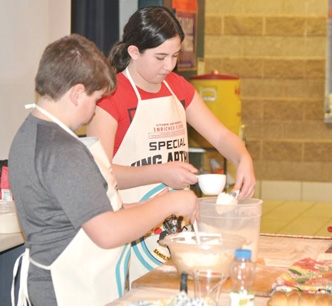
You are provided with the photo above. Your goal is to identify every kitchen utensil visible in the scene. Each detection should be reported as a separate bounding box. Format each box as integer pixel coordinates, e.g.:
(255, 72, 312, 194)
(216, 190, 240, 205)
(196, 174, 226, 195)
(193, 270, 225, 303)
(215, 190, 240, 214)
(193, 220, 201, 244)
(198, 197, 262, 262)
(180, 272, 188, 293)
(160, 231, 245, 276)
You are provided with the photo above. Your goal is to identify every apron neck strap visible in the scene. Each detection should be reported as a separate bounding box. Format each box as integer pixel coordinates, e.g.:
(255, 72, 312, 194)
(124, 67, 177, 100)
(124, 67, 141, 101)
(25, 103, 79, 139)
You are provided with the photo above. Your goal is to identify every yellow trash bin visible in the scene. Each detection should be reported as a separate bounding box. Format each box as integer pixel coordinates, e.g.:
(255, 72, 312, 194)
(189, 71, 242, 148)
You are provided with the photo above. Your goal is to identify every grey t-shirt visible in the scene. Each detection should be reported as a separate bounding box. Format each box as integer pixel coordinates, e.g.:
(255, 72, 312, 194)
(9, 114, 113, 305)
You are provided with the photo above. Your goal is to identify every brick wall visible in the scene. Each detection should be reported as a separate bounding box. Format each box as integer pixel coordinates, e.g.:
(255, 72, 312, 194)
(204, 0, 332, 182)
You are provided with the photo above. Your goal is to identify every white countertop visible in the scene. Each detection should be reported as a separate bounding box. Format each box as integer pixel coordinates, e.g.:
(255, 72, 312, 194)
(0, 200, 25, 252)
(0, 232, 24, 252)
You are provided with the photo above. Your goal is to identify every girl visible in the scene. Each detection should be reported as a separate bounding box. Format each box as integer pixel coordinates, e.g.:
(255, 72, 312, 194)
(87, 6, 255, 282)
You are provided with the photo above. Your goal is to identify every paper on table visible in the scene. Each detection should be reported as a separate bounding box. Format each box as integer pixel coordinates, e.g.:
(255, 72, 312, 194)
(258, 235, 331, 267)
(317, 253, 332, 261)
(155, 262, 177, 273)
(318, 244, 332, 261)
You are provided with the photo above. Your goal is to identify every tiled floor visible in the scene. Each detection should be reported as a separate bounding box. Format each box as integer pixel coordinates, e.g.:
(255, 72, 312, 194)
(256, 181, 332, 203)
(260, 200, 332, 237)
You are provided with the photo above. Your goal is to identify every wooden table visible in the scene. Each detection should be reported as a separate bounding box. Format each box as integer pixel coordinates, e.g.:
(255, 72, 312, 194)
(109, 235, 332, 305)
(108, 288, 272, 305)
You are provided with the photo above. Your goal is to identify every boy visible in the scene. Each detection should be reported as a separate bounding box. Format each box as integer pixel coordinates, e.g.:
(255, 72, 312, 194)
(9, 34, 198, 306)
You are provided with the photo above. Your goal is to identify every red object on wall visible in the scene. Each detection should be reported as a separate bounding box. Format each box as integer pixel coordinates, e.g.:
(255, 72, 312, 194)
(172, 0, 197, 11)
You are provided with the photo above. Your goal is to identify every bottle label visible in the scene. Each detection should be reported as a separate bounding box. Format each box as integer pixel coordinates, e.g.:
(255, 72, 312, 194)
(230, 292, 254, 306)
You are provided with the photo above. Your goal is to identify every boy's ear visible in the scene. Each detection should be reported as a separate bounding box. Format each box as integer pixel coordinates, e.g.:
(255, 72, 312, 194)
(70, 84, 85, 106)
(127, 45, 140, 60)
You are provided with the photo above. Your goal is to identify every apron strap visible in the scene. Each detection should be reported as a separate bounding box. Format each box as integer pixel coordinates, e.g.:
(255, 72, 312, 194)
(124, 67, 179, 104)
(124, 67, 142, 101)
(25, 103, 79, 139)
(11, 249, 32, 306)
(29, 257, 51, 270)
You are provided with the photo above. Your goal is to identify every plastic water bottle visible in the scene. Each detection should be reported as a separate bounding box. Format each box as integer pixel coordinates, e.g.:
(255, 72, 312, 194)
(229, 249, 256, 306)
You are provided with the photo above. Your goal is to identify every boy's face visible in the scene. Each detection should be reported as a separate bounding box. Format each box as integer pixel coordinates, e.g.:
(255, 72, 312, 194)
(78, 89, 105, 127)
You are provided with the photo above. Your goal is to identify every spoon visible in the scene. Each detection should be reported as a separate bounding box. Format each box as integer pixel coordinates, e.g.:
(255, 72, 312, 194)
(216, 190, 240, 205)
(215, 190, 240, 214)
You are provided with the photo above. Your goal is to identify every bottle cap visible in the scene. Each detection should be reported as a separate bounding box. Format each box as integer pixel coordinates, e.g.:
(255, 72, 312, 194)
(235, 249, 252, 259)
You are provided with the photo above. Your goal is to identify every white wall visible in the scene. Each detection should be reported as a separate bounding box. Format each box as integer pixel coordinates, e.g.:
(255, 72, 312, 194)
(0, 0, 71, 159)
(119, 0, 138, 38)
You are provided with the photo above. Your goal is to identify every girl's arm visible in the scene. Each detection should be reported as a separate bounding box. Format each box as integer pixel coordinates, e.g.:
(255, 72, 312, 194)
(186, 91, 256, 199)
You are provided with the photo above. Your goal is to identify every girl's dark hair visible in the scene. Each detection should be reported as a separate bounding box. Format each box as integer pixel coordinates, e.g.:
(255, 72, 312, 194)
(109, 6, 184, 73)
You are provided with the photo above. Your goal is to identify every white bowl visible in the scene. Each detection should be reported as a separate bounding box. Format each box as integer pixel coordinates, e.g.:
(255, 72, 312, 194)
(160, 231, 245, 276)
(197, 174, 226, 195)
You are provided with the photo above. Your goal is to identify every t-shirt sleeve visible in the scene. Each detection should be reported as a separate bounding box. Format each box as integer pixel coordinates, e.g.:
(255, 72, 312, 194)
(166, 72, 196, 108)
(97, 73, 137, 122)
(97, 93, 119, 120)
(36, 127, 113, 229)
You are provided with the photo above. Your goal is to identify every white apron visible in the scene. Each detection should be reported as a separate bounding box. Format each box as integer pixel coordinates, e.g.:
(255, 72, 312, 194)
(113, 68, 190, 283)
(11, 104, 130, 306)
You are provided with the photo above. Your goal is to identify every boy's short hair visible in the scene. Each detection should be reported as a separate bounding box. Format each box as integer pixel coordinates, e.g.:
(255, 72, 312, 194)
(35, 34, 116, 101)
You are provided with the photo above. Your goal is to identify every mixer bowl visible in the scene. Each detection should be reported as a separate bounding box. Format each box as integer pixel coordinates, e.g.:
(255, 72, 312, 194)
(159, 231, 245, 276)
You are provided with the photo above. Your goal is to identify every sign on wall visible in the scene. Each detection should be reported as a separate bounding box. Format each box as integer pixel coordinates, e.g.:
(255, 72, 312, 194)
(173, 0, 198, 71)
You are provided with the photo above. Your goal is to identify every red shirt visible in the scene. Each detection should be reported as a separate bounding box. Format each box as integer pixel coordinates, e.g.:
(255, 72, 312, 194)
(97, 71, 195, 155)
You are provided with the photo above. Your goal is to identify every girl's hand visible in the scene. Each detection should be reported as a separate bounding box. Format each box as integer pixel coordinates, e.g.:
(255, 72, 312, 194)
(159, 161, 198, 189)
(233, 155, 256, 200)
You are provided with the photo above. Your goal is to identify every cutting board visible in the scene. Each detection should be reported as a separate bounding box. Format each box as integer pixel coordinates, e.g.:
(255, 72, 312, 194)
(132, 259, 287, 297)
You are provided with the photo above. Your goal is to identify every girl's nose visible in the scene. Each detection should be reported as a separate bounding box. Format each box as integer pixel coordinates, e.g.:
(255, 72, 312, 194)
(165, 57, 177, 71)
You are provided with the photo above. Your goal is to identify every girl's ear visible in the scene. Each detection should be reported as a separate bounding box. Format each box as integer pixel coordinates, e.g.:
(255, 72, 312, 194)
(127, 45, 140, 60)
(70, 84, 85, 106)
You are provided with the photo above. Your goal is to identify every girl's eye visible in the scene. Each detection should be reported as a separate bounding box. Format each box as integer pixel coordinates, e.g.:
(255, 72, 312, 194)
(156, 55, 179, 61)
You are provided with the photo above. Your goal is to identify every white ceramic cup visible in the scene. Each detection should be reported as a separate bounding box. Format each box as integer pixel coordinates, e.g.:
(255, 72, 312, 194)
(197, 174, 226, 195)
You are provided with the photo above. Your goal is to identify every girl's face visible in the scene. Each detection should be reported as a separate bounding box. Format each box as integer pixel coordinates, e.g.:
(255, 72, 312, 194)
(134, 36, 182, 85)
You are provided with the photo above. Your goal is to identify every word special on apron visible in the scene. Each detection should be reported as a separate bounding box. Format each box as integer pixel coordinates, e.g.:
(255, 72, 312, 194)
(113, 68, 190, 283)
(11, 104, 130, 306)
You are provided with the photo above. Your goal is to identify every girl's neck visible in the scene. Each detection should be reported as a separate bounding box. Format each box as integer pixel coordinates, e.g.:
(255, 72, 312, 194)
(125, 66, 161, 93)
